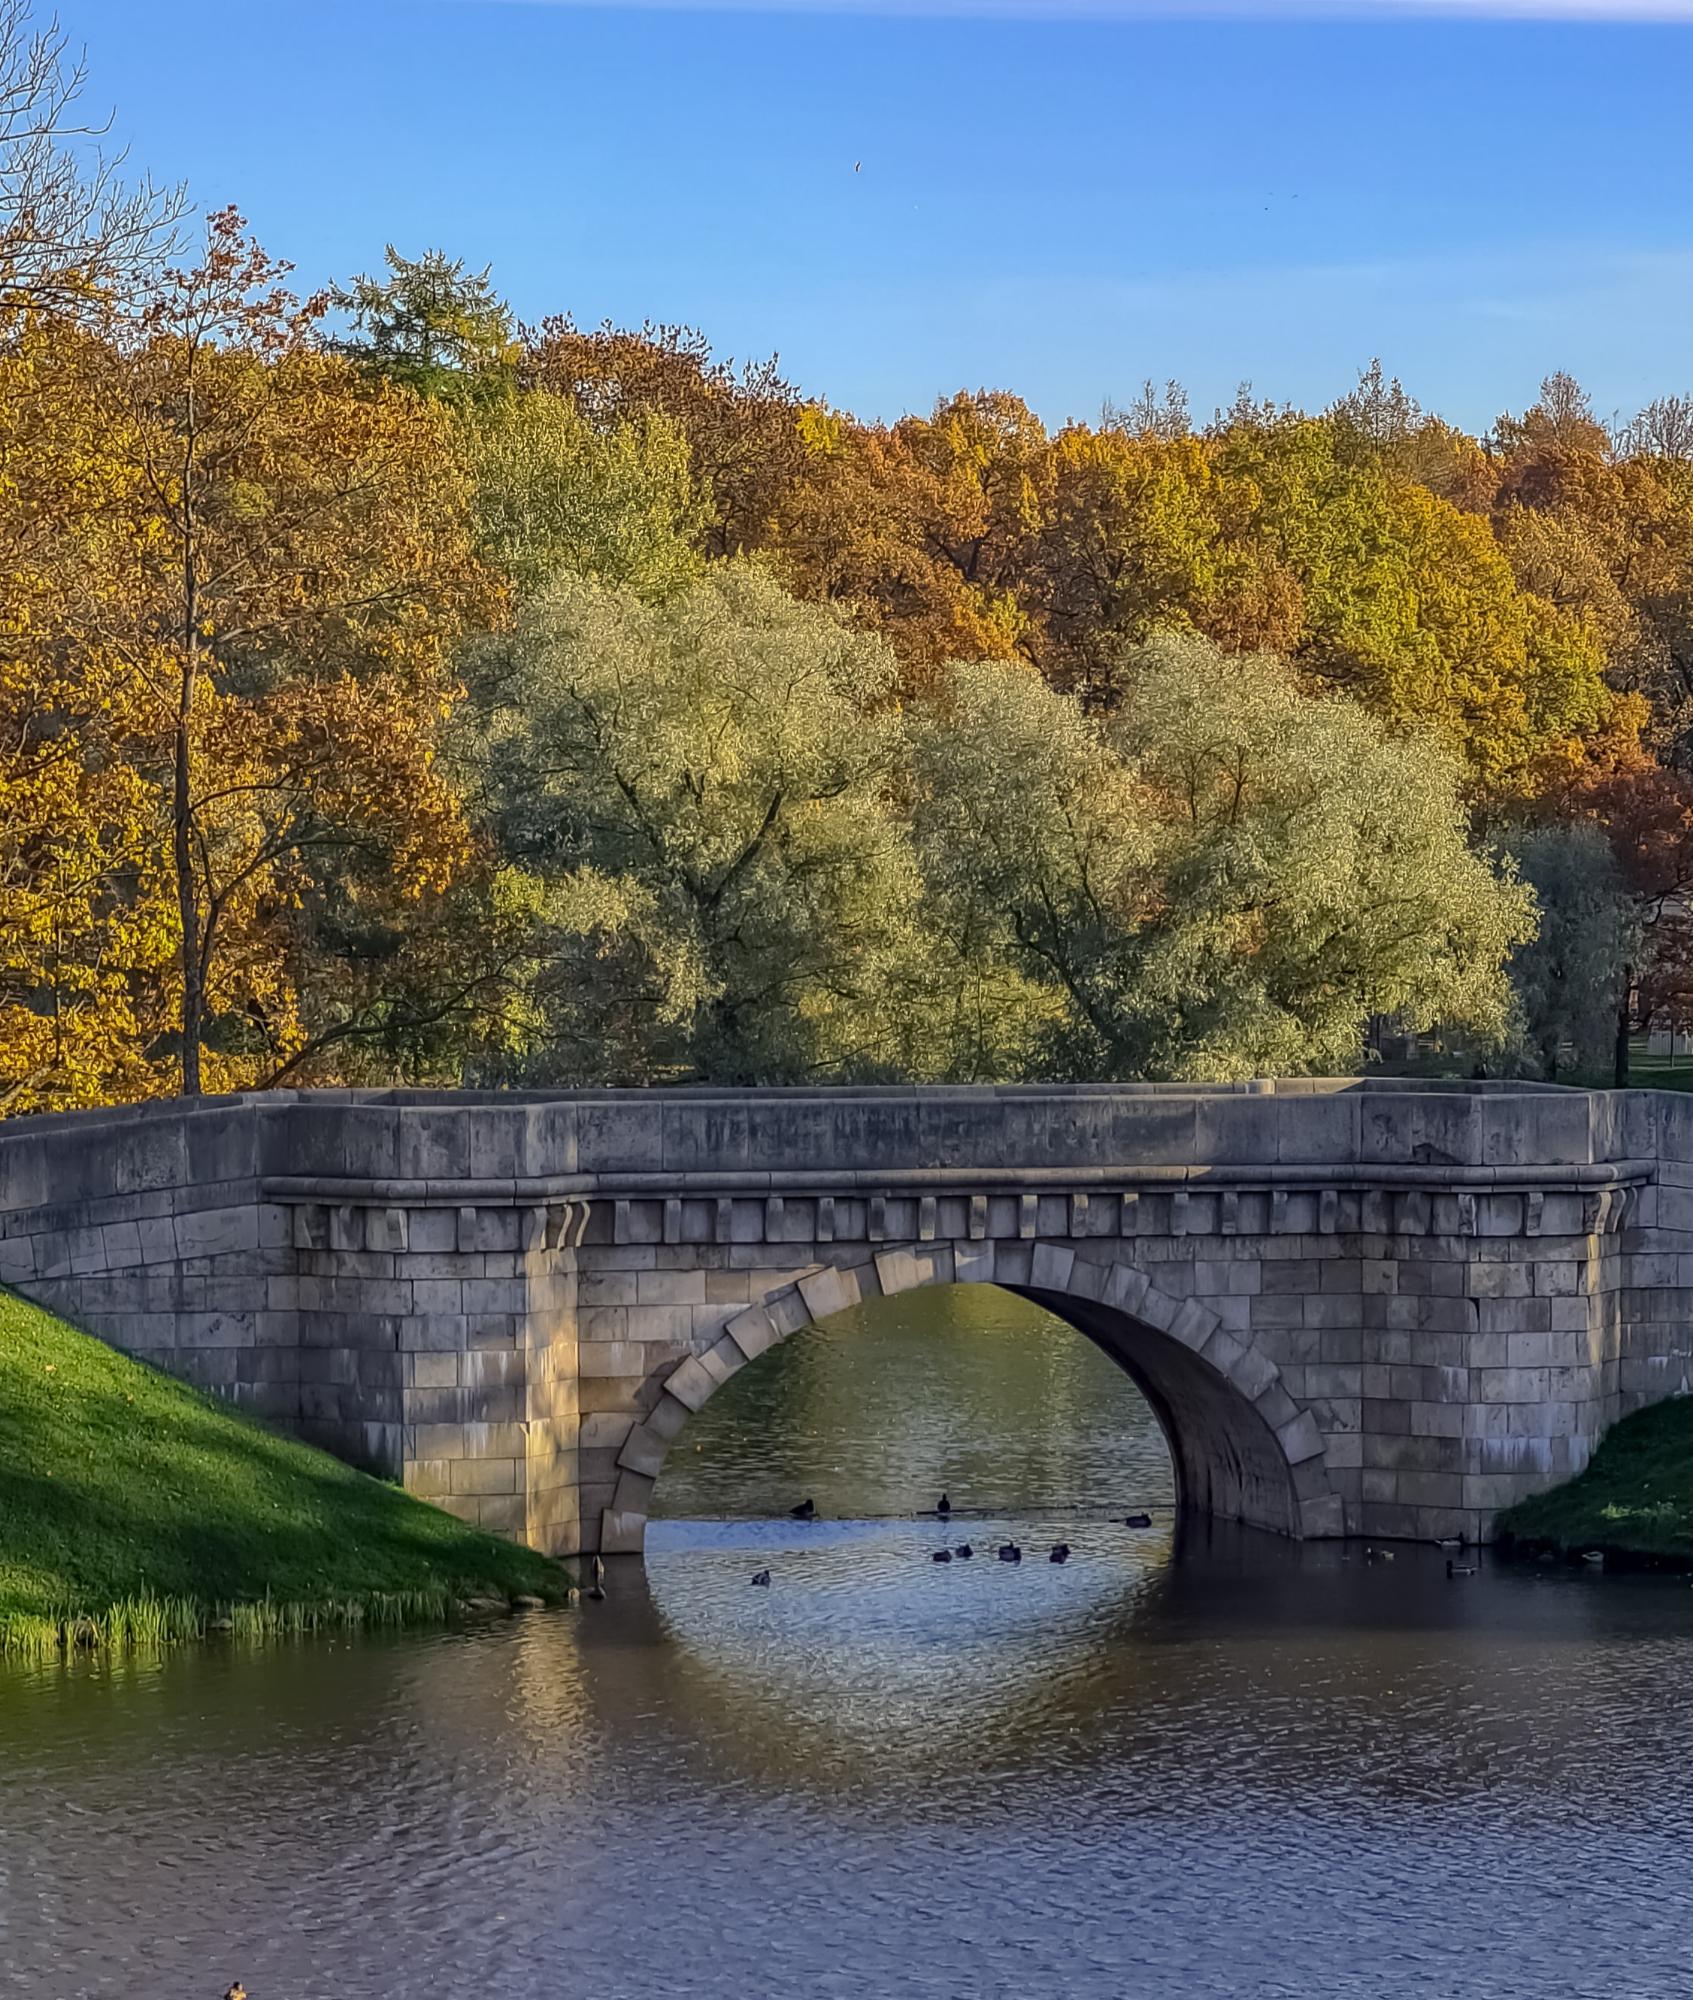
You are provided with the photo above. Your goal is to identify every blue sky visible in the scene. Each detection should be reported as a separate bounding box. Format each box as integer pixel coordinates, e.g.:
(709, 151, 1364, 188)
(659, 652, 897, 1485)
(67, 1, 1693, 430)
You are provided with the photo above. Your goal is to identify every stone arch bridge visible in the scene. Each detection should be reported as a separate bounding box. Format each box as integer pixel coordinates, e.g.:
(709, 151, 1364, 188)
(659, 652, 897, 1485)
(1, 1081, 1688, 1556)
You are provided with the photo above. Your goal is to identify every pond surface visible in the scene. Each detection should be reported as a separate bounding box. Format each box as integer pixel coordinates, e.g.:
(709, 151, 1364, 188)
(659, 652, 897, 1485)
(5, 1291, 1693, 2000)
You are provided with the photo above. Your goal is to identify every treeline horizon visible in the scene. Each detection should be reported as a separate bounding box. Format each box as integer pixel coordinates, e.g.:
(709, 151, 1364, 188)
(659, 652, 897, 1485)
(2, 3, 1689, 1114)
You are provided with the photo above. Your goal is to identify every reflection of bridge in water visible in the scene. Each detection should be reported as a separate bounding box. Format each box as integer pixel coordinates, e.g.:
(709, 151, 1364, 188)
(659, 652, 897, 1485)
(2, 1078, 1688, 1555)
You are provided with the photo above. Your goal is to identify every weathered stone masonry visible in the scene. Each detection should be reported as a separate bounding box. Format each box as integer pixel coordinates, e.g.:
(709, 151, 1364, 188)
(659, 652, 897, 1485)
(2, 1081, 1691, 1558)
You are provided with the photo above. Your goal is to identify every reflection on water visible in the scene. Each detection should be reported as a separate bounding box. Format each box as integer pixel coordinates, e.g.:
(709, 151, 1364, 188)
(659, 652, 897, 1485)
(5, 1294, 1693, 1998)
(652, 1284, 1177, 1522)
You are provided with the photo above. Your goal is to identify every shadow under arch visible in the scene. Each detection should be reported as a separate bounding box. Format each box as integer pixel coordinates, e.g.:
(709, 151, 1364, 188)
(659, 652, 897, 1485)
(603, 1241, 1337, 1555)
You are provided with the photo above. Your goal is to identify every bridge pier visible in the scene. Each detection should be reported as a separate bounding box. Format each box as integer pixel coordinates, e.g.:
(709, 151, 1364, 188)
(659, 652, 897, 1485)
(0, 1083, 1683, 1558)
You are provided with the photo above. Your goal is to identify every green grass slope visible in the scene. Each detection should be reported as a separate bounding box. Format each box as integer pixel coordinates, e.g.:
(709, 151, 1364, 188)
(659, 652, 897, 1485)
(0, 1289, 569, 1649)
(1497, 1398, 1693, 1566)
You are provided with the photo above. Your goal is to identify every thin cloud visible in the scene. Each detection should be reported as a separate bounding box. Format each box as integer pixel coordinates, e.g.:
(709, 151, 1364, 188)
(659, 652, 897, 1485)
(475, 1, 1693, 19)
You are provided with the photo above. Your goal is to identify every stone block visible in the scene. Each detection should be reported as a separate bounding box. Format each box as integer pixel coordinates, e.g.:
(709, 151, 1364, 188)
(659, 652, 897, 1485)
(1276, 1411, 1326, 1465)
(798, 1264, 864, 1323)
(875, 1245, 951, 1296)
(636, 1268, 707, 1306)
(600, 1509, 647, 1556)
(451, 1456, 519, 1496)
(665, 1354, 718, 1412)
(1029, 1242, 1074, 1292)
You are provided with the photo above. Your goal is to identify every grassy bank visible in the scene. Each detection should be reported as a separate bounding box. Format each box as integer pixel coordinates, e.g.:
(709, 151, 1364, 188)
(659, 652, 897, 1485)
(1496, 1398, 1693, 1568)
(0, 1290, 570, 1659)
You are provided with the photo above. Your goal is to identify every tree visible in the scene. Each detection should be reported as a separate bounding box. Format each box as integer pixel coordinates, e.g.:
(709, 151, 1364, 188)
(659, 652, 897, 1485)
(524, 316, 807, 560)
(764, 411, 1029, 681)
(1217, 416, 1613, 791)
(1328, 358, 1423, 457)
(1032, 426, 1300, 693)
(459, 386, 703, 603)
(333, 245, 516, 403)
(0, 306, 178, 1109)
(0, 0, 183, 310)
(911, 634, 1534, 1080)
(1501, 824, 1635, 1080)
(1622, 394, 1693, 462)
(1102, 379, 1191, 440)
(105, 209, 497, 1093)
(472, 564, 933, 1083)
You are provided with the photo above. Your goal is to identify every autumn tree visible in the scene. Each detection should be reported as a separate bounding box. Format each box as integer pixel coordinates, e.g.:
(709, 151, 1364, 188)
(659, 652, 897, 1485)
(0, 305, 178, 1109)
(523, 316, 808, 560)
(101, 209, 497, 1093)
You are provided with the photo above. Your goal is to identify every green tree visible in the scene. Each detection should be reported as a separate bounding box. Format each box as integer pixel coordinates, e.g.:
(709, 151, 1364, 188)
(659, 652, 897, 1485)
(912, 632, 1534, 1080)
(471, 564, 932, 1083)
(1501, 823, 1636, 1080)
(333, 245, 516, 404)
(459, 387, 703, 603)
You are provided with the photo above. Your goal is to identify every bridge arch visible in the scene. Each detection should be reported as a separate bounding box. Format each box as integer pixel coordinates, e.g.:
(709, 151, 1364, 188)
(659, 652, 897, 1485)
(601, 1240, 1337, 1555)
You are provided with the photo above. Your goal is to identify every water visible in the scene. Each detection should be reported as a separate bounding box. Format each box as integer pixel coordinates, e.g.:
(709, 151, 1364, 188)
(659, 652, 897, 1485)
(4, 1292, 1692, 2000)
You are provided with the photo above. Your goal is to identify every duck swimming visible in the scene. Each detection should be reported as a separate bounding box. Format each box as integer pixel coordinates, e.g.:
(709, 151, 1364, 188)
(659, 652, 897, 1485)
(936, 1494, 952, 1517)
(997, 1541, 1022, 1563)
(931, 1548, 953, 1563)
(751, 1569, 771, 1587)
(1049, 1544, 1071, 1564)
(1446, 1559, 1477, 1578)
(954, 1544, 973, 1559)
(1123, 1513, 1152, 1530)
(790, 1497, 816, 1521)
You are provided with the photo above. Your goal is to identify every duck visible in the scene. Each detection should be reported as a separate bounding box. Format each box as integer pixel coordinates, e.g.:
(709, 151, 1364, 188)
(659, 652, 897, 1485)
(1446, 1559, 1478, 1579)
(1123, 1512, 1153, 1530)
(997, 1541, 1022, 1563)
(1049, 1544, 1071, 1564)
(224, 1986, 247, 2000)
(1364, 1547, 1395, 1563)
(790, 1497, 816, 1521)
(1581, 1550, 1606, 1567)
(936, 1494, 952, 1517)
(954, 1544, 973, 1560)
(931, 1548, 953, 1564)
(751, 1569, 771, 1587)
(1435, 1536, 1465, 1552)
(587, 1554, 607, 1603)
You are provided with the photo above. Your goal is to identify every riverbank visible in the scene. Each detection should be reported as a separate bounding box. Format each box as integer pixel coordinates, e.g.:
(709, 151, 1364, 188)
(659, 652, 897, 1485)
(1496, 1398, 1693, 1568)
(0, 1290, 571, 1658)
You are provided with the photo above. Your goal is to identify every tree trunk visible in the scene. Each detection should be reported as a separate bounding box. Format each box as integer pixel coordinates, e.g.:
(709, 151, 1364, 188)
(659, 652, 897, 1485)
(175, 388, 202, 1097)
(1614, 963, 1633, 1091)
(173, 657, 200, 1096)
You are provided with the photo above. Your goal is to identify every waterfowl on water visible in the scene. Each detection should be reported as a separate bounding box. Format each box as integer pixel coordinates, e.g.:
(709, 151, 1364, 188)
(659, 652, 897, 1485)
(936, 1494, 952, 1517)
(1049, 1544, 1070, 1564)
(931, 1549, 953, 1564)
(751, 1569, 771, 1587)
(790, 1497, 816, 1521)
(1446, 1560, 1477, 1579)
(1123, 1513, 1152, 1530)
(224, 1985, 247, 2000)
(1582, 1550, 1606, 1566)
(1364, 1547, 1395, 1563)
(1435, 1536, 1465, 1551)
(954, 1544, 973, 1560)
(997, 1542, 1022, 1563)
